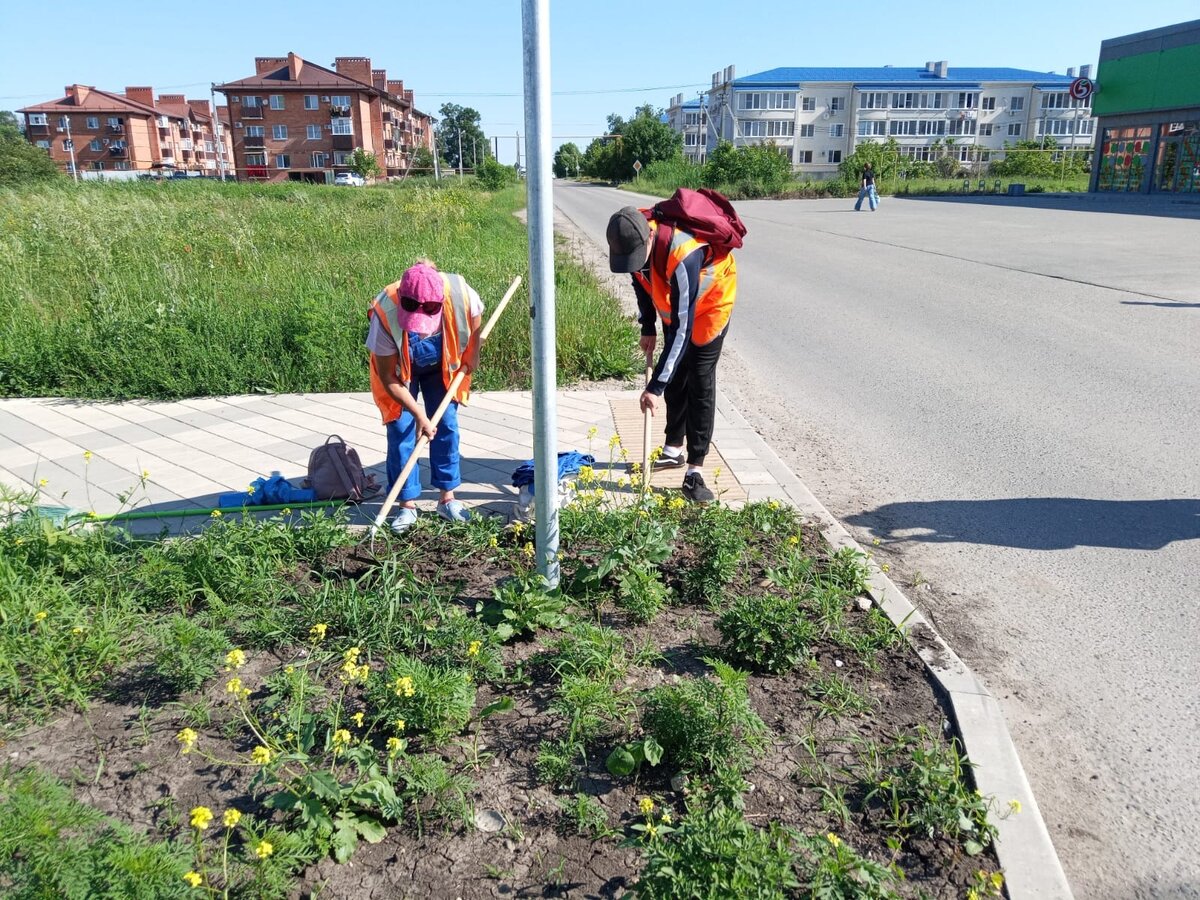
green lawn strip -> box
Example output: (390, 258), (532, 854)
(0, 487), (1006, 896)
(0, 180), (637, 400)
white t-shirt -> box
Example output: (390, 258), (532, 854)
(365, 283), (484, 357)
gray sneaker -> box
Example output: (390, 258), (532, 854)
(391, 506), (419, 532)
(681, 472), (714, 504)
(437, 499), (470, 523)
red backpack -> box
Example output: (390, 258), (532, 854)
(642, 188), (747, 263)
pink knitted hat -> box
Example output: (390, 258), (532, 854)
(396, 262), (444, 335)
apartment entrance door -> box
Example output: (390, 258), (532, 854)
(1153, 123), (1200, 193)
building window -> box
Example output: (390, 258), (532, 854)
(830, 97), (844, 112)
(245, 152), (266, 166)
(305, 95), (319, 110)
(801, 96), (816, 111)
(796, 150), (813, 163)
(1041, 92), (1068, 109)
(331, 118), (353, 136)
(28, 114), (48, 126)
(948, 118), (977, 135)
(889, 119), (918, 136)
(246, 126), (264, 137)
(859, 92), (888, 109)
(35, 140), (50, 148)
(982, 97), (996, 111)
(830, 123), (845, 137)
(1008, 123), (1022, 136)
(957, 92), (977, 109)
(85, 116), (98, 130)
(798, 124), (814, 138)
(115, 161), (131, 170)
(91, 161), (105, 170)
(767, 120), (795, 137)
(1010, 96), (1024, 111)
(270, 95), (285, 110)
(334, 151), (350, 165)
(739, 91), (796, 110)
(243, 96), (261, 108)
(62, 139), (73, 151)
(331, 94), (351, 108)
(828, 150), (842, 163)
(272, 125), (288, 140)
(89, 139), (101, 151)
(857, 121), (887, 136)
(1080, 119), (1095, 136)
(275, 154), (290, 169)
(107, 117), (121, 128)
(891, 92), (917, 109)
(980, 123), (993, 136)
(312, 151), (327, 168)
(306, 124), (322, 140)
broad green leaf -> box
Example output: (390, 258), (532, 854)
(480, 696), (514, 719)
(606, 747), (636, 777)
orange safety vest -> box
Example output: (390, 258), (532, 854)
(367, 272), (477, 424)
(633, 219), (737, 347)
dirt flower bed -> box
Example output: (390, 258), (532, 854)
(0, 476), (1011, 899)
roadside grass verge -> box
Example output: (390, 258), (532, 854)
(0, 473), (1007, 897)
(0, 180), (637, 400)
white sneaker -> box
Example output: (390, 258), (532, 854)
(437, 499), (470, 523)
(391, 506), (419, 532)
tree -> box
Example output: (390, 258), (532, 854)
(436, 104), (488, 171)
(348, 148), (381, 181)
(703, 141), (790, 194)
(581, 136), (617, 180)
(475, 156), (518, 190)
(553, 142), (582, 178)
(408, 145), (435, 176)
(591, 105), (680, 181)
(0, 115), (60, 185)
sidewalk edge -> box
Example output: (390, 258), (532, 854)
(716, 391), (1075, 900)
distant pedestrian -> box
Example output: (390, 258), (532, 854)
(855, 162), (879, 211)
(607, 199), (740, 504)
(366, 260), (483, 531)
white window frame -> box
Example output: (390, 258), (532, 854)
(801, 96), (816, 111)
(246, 125), (264, 137)
(306, 124), (322, 140)
(334, 151), (350, 165)
(948, 118), (977, 136)
(796, 150), (813, 163)
(270, 95), (285, 110)
(1008, 123), (1022, 136)
(889, 119), (919, 136)
(981, 96), (996, 111)
(980, 123), (994, 137)
(798, 124), (814, 138)
(857, 121), (887, 136)
(859, 92), (888, 109)
(891, 92), (919, 109)
(86, 116), (99, 129)
(275, 154), (290, 169)
(331, 118), (353, 136)
(830, 123), (845, 137)
(29, 113), (48, 126)
(1010, 96), (1025, 111)
(767, 120), (794, 137)
(89, 139), (102, 151)
(830, 97), (844, 112)
(243, 96), (262, 108)
(305, 95), (319, 110)
(311, 151), (327, 167)
(35, 139), (50, 148)
(918, 119), (946, 136)
(331, 95), (351, 108)
(272, 124), (288, 140)
(957, 92), (977, 109)
(827, 150), (842, 163)
(739, 91), (796, 111)
(244, 152), (266, 166)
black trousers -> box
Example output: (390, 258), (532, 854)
(662, 327), (727, 466)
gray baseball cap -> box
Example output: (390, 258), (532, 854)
(607, 207), (651, 273)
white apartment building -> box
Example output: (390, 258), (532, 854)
(666, 95), (709, 164)
(670, 63), (1096, 177)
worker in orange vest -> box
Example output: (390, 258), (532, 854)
(366, 260), (482, 531)
(607, 207), (737, 503)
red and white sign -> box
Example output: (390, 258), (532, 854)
(1069, 77), (1094, 101)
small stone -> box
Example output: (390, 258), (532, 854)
(855, 598), (871, 611)
(834, 659), (844, 668)
(670, 774), (687, 792)
(505, 839), (516, 852)
(474, 809), (506, 833)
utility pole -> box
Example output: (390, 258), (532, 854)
(493, 135), (498, 159)
(472, 136), (477, 167)
(521, 0), (559, 586)
(457, 128), (463, 176)
(211, 84), (227, 182)
(61, 116), (78, 182)
(515, 131), (521, 171)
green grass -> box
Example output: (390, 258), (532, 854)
(0, 180), (637, 400)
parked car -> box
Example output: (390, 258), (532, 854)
(334, 172), (366, 187)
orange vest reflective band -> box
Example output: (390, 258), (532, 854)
(367, 272), (476, 424)
(633, 220), (737, 347)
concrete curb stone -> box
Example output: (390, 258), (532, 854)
(716, 392), (1074, 900)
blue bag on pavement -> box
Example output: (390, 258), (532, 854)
(219, 472), (316, 508)
(511, 451), (595, 496)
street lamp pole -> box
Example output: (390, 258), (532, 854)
(62, 116), (78, 182)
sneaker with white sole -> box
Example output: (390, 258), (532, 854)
(391, 506), (419, 532)
(437, 499), (470, 523)
(653, 449), (685, 470)
(681, 471), (715, 504)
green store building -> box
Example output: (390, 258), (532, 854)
(1091, 18), (1200, 193)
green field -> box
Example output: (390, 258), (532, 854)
(0, 181), (637, 400)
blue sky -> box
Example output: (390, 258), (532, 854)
(2, 1), (1196, 165)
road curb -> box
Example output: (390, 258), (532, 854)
(716, 392), (1075, 900)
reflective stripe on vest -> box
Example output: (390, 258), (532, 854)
(634, 221), (736, 347)
(367, 273), (475, 424)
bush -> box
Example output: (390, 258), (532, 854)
(717, 593), (816, 674)
(474, 157), (518, 190)
(642, 659), (766, 772)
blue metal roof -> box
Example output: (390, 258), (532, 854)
(736, 66), (1077, 86)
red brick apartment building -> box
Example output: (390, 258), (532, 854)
(214, 53), (435, 183)
(18, 85), (233, 178)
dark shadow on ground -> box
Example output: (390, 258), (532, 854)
(895, 192), (1200, 220)
(1121, 301), (1200, 308)
(845, 497), (1200, 551)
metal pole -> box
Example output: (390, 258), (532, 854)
(457, 128), (463, 176)
(211, 85), (227, 182)
(64, 117), (78, 182)
(433, 131), (441, 180)
(521, 0), (559, 587)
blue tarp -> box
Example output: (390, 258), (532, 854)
(218, 472), (316, 508)
(511, 452), (595, 496)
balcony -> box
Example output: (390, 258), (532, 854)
(243, 135), (265, 149)
(331, 134), (355, 151)
(108, 124), (125, 134)
(109, 147), (128, 158)
(384, 138), (395, 149)
(28, 123), (50, 135)
(241, 106), (263, 120)
(330, 105), (351, 118)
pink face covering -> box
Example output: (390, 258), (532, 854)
(396, 263), (444, 335)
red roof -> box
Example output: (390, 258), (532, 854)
(18, 85), (159, 117)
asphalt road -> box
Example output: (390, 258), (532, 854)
(552, 181), (1200, 900)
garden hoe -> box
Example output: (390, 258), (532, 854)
(641, 350), (653, 490)
(369, 276), (522, 547)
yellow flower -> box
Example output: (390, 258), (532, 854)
(608, 434), (620, 450)
(251, 745), (273, 765)
(967, 890), (980, 900)
(183, 871), (203, 887)
(788, 535), (799, 546)
(713, 466), (722, 481)
(254, 840), (274, 859)
(522, 542), (535, 558)
(332, 729), (352, 751)
(225, 676), (246, 697)
(141, 469), (150, 479)
(83, 450), (93, 462)
(386, 736), (403, 753)
(247, 484), (256, 495)
(37, 478), (49, 488)
(284, 665), (294, 675)
(393, 675), (415, 698)
(511, 520), (525, 535)
(645, 823), (658, 838)
(33, 611), (47, 622)
(579, 465), (594, 483)
(587, 426), (598, 440)
(661, 812), (672, 825)
(768, 500), (780, 510)
(351, 712), (365, 727)
(872, 538), (881, 546)
(467, 640), (481, 657)
(487, 535), (499, 549)
(990, 872), (1005, 890)
(617, 476), (628, 488)
(668, 496), (685, 511)
(1008, 799), (1022, 815)
(71, 626), (84, 636)
(210, 509), (222, 518)
(190, 806), (213, 830)
(223, 808), (241, 828)
(280, 507), (291, 516)
(355, 663), (370, 681)
(394, 718), (406, 731)
(639, 797), (654, 815)
(826, 833), (841, 848)
(309, 623), (328, 642)
(177, 727), (198, 754)
(225, 648), (246, 670)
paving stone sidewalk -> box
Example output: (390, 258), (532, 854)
(0, 389), (781, 532)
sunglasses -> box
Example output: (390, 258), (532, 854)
(399, 296), (442, 315)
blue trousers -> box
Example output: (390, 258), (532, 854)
(385, 370), (461, 502)
(855, 185), (878, 211)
